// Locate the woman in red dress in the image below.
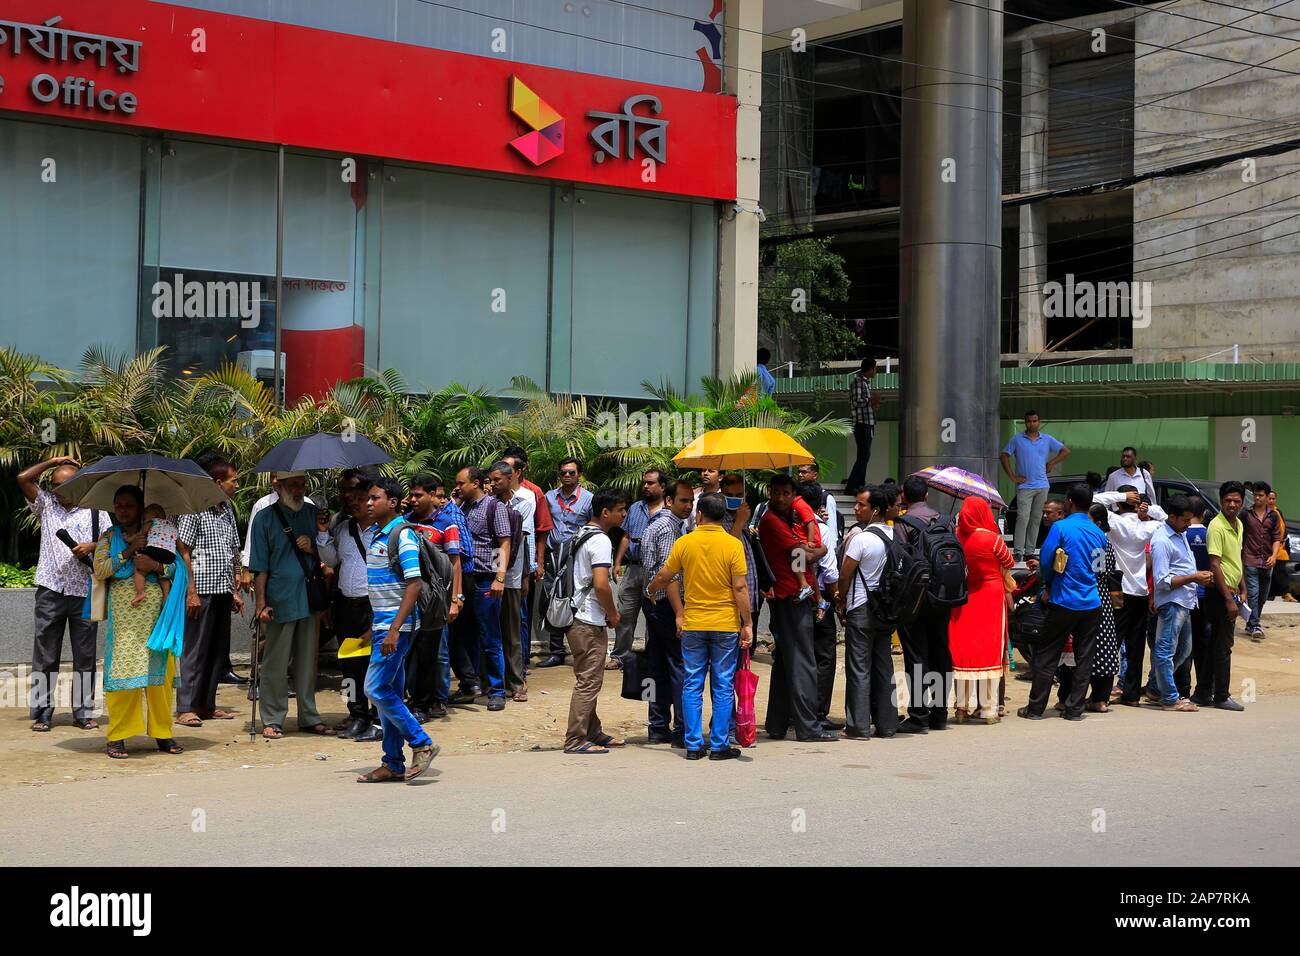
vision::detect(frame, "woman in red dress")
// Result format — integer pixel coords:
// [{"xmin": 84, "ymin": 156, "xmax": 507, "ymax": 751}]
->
[{"xmin": 948, "ymin": 496, "xmax": 1013, "ymax": 723}]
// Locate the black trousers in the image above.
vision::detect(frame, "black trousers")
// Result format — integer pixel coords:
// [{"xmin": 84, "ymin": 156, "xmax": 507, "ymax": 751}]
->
[
  {"xmin": 899, "ymin": 603, "xmax": 952, "ymax": 726},
  {"xmin": 1116, "ymin": 593, "xmax": 1151, "ymax": 703},
  {"xmin": 843, "ymin": 602, "xmax": 898, "ymax": 736},
  {"xmin": 407, "ymin": 627, "xmax": 446, "ymax": 710},
  {"xmin": 643, "ymin": 596, "xmax": 685, "ymax": 737},
  {"xmin": 30, "ymin": 585, "xmax": 99, "ymax": 723},
  {"xmin": 341, "ymin": 655, "xmax": 376, "ymax": 721},
  {"xmin": 449, "ymin": 586, "xmax": 481, "ymax": 690},
  {"xmin": 1058, "ymin": 665, "xmax": 1113, "ymax": 706},
  {"xmin": 1027, "ymin": 604, "xmax": 1100, "ymax": 718},
  {"xmin": 764, "ymin": 596, "xmax": 822, "ymax": 739},
  {"xmin": 1198, "ymin": 590, "xmax": 1236, "ymax": 704},
  {"xmin": 812, "ymin": 586, "xmax": 837, "ymax": 721},
  {"xmin": 845, "ymin": 422, "xmax": 874, "ymax": 493},
  {"xmin": 178, "ymin": 592, "xmax": 233, "ymax": 714}
]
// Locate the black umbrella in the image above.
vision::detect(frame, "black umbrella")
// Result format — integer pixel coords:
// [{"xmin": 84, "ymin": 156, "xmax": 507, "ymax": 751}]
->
[
  {"xmin": 58, "ymin": 454, "xmax": 226, "ymax": 515},
  {"xmin": 254, "ymin": 431, "xmax": 392, "ymax": 474}
]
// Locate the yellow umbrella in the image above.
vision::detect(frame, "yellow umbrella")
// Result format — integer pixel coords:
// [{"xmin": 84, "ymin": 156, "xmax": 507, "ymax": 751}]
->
[{"xmin": 672, "ymin": 427, "xmax": 814, "ymax": 471}]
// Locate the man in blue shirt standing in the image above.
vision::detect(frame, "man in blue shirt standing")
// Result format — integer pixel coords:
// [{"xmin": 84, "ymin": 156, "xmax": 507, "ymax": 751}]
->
[
  {"xmin": 1000, "ymin": 410, "xmax": 1069, "ymax": 563},
  {"xmin": 1150, "ymin": 496, "xmax": 1215, "ymax": 712},
  {"xmin": 536, "ymin": 458, "xmax": 594, "ymax": 668},
  {"xmin": 357, "ymin": 477, "xmax": 438, "ymax": 783},
  {"xmin": 1019, "ymin": 484, "xmax": 1106, "ymax": 721},
  {"xmin": 756, "ymin": 347, "xmax": 777, "ymax": 397}
]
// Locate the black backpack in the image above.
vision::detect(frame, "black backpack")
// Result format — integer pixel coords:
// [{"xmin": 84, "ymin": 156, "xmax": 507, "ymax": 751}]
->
[
  {"xmin": 863, "ymin": 526, "xmax": 929, "ymax": 627},
  {"xmin": 897, "ymin": 513, "xmax": 968, "ymax": 608},
  {"xmin": 385, "ymin": 521, "xmax": 454, "ymax": 632}
]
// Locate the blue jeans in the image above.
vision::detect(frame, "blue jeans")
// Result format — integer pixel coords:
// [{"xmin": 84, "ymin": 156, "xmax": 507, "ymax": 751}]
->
[
  {"xmin": 682, "ymin": 630, "xmax": 739, "ymax": 752},
  {"xmin": 1153, "ymin": 603, "xmax": 1194, "ymax": 705},
  {"xmin": 364, "ymin": 631, "xmax": 433, "ymax": 773},
  {"xmin": 472, "ymin": 576, "xmax": 506, "ymax": 699},
  {"xmin": 1243, "ymin": 566, "xmax": 1271, "ymax": 632}
]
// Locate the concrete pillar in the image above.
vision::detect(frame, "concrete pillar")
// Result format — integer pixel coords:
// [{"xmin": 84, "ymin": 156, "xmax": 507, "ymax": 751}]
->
[
  {"xmin": 899, "ymin": 0, "xmax": 1003, "ymax": 485},
  {"xmin": 717, "ymin": 0, "xmax": 761, "ymax": 376},
  {"xmin": 1018, "ymin": 38, "xmax": 1048, "ymax": 360}
]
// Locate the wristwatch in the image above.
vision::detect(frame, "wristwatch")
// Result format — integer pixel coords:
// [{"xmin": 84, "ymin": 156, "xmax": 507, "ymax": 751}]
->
[{"xmin": 453, "ymin": 593, "xmax": 465, "ymax": 603}]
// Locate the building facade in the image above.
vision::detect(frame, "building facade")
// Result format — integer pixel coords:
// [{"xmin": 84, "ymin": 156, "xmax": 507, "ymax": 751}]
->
[
  {"xmin": 0, "ymin": 0, "xmax": 756, "ymax": 402},
  {"xmin": 758, "ymin": 0, "xmax": 1300, "ymax": 504}
]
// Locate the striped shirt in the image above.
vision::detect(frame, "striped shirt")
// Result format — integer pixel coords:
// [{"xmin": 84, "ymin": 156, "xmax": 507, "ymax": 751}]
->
[
  {"xmin": 641, "ymin": 509, "xmax": 685, "ymax": 601},
  {"xmin": 367, "ymin": 517, "xmax": 422, "ymax": 634},
  {"xmin": 431, "ymin": 500, "xmax": 474, "ymax": 573},
  {"xmin": 462, "ymin": 492, "xmax": 513, "ymax": 574},
  {"xmin": 620, "ymin": 499, "xmax": 661, "ymax": 563}
]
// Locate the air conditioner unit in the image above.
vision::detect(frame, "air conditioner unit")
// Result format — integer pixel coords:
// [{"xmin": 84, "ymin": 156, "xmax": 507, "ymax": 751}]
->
[{"xmin": 236, "ymin": 350, "xmax": 286, "ymax": 404}]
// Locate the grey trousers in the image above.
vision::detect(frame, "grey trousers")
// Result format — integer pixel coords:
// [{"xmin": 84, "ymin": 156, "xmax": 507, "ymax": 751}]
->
[
  {"xmin": 500, "ymin": 586, "xmax": 525, "ymax": 694},
  {"xmin": 259, "ymin": 615, "xmax": 322, "ymax": 730},
  {"xmin": 1013, "ymin": 486, "xmax": 1048, "ymax": 557},
  {"xmin": 31, "ymin": 585, "xmax": 98, "ymax": 723},
  {"xmin": 610, "ymin": 563, "xmax": 646, "ymax": 663}
]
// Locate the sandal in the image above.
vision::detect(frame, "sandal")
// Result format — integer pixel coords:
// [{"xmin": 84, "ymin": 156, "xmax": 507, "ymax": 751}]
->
[
  {"xmin": 513, "ymin": 686, "xmax": 529, "ymax": 702},
  {"xmin": 156, "ymin": 738, "xmax": 184, "ymax": 755},
  {"xmin": 356, "ymin": 765, "xmax": 404, "ymax": 783},
  {"xmin": 262, "ymin": 724, "xmax": 284, "ymax": 739},
  {"xmin": 406, "ymin": 743, "xmax": 440, "ymax": 782},
  {"xmin": 1086, "ymin": 701, "xmax": 1110, "ymax": 713},
  {"xmin": 565, "ymin": 741, "xmax": 609, "ymax": 755},
  {"xmin": 106, "ymin": 740, "xmax": 128, "ymax": 759},
  {"xmin": 301, "ymin": 723, "xmax": 334, "ymax": 736},
  {"xmin": 74, "ymin": 717, "xmax": 100, "ymax": 731},
  {"xmin": 200, "ymin": 709, "xmax": 237, "ymax": 720},
  {"xmin": 592, "ymin": 734, "xmax": 626, "ymax": 748},
  {"xmin": 175, "ymin": 713, "xmax": 203, "ymax": 727},
  {"xmin": 30, "ymin": 720, "xmax": 51, "ymax": 733},
  {"xmin": 1162, "ymin": 698, "xmax": 1199, "ymax": 712},
  {"xmin": 603, "ymin": 659, "xmax": 622, "ymax": 671}
]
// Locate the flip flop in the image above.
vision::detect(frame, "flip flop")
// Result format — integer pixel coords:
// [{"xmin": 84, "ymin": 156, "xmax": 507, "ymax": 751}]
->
[
  {"xmin": 603, "ymin": 660, "xmax": 622, "ymax": 670},
  {"xmin": 30, "ymin": 721, "xmax": 51, "ymax": 733},
  {"xmin": 300, "ymin": 723, "xmax": 334, "ymax": 736},
  {"xmin": 202, "ymin": 709, "xmax": 237, "ymax": 720},
  {"xmin": 74, "ymin": 718, "xmax": 99, "ymax": 731},
  {"xmin": 592, "ymin": 734, "xmax": 626, "ymax": 747},
  {"xmin": 565, "ymin": 741, "xmax": 608, "ymax": 754},
  {"xmin": 156, "ymin": 738, "xmax": 184, "ymax": 755},
  {"xmin": 175, "ymin": 714, "xmax": 203, "ymax": 727},
  {"xmin": 406, "ymin": 744, "xmax": 440, "ymax": 782},
  {"xmin": 357, "ymin": 766, "xmax": 404, "ymax": 783}
]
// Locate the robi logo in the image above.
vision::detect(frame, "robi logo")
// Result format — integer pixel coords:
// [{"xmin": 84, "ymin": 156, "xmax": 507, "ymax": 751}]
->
[{"xmin": 508, "ymin": 75, "xmax": 564, "ymax": 166}]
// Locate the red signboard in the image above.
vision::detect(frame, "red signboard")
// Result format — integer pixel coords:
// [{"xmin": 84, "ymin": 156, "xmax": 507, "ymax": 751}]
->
[{"xmin": 0, "ymin": 0, "xmax": 737, "ymax": 200}]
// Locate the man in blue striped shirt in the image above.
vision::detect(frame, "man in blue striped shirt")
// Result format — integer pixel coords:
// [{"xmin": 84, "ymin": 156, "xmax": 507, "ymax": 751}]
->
[
  {"xmin": 610, "ymin": 469, "xmax": 667, "ymax": 668},
  {"xmin": 357, "ymin": 478, "xmax": 437, "ymax": 783},
  {"xmin": 1020, "ymin": 483, "xmax": 1108, "ymax": 722},
  {"xmin": 1150, "ymin": 496, "xmax": 1215, "ymax": 712}
]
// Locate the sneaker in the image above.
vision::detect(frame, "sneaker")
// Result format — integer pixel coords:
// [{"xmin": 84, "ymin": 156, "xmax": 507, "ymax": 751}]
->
[
  {"xmin": 1215, "ymin": 697, "xmax": 1245, "ymax": 712},
  {"xmin": 486, "ymin": 698, "xmax": 506, "ymax": 712},
  {"xmin": 1249, "ymin": 629, "xmax": 1265, "ymax": 643}
]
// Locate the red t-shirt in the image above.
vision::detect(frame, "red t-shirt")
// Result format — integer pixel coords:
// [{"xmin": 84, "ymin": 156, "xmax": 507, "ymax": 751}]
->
[
  {"xmin": 757, "ymin": 502, "xmax": 822, "ymax": 599},
  {"xmin": 521, "ymin": 478, "xmax": 554, "ymax": 535}
]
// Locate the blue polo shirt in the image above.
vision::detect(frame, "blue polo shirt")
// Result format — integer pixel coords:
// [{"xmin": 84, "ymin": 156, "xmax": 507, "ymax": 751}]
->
[
  {"xmin": 1039, "ymin": 511, "xmax": 1106, "ymax": 610},
  {"xmin": 1003, "ymin": 431, "xmax": 1063, "ymax": 490}
]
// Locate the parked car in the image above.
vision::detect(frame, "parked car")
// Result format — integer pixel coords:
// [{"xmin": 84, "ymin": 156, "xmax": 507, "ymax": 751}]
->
[{"xmin": 1003, "ymin": 475, "xmax": 1299, "ymax": 597}]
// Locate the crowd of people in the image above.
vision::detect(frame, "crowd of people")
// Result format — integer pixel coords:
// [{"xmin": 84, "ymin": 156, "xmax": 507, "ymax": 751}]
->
[{"xmin": 15, "ymin": 417, "xmax": 1289, "ymax": 779}]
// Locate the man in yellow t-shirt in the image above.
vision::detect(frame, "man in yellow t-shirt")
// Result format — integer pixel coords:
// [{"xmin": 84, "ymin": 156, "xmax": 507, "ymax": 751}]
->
[
  {"xmin": 1204, "ymin": 482, "xmax": 1248, "ymax": 711},
  {"xmin": 647, "ymin": 492, "xmax": 753, "ymax": 760}
]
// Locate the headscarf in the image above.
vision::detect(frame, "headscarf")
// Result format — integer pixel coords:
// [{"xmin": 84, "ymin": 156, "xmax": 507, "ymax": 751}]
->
[{"xmin": 955, "ymin": 495, "xmax": 998, "ymax": 543}]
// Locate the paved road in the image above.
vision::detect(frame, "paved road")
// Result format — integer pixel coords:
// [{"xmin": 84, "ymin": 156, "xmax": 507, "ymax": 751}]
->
[{"xmin": 3, "ymin": 695, "xmax": 1298, "ymax": 867}]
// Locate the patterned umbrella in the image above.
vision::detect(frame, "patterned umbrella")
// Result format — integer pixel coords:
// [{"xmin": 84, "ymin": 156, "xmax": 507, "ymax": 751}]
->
[{"xmin": 913, "ymin": 465, "xmax": 1006, "ymax": 510}]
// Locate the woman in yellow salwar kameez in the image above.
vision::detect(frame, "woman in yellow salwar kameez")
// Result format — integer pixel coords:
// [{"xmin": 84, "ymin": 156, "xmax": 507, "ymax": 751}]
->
[{"xmin": 93, "ymin": 484, "xmax": 187, "ymax": 759}]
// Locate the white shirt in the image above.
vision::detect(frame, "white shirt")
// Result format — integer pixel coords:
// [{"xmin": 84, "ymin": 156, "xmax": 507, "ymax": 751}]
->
[
  {"xmin": 317, "ymin": 517, "xmax": 376, "ymax": 598},
  {"xmin": 1104, "ymin": 466, "xmax": 1156, "ymax": 501},
  {"xmin": 1107, "ymin": 507, "xmax": 1168, "ymax": 596},
  {"xmin": 815, "ymin": 518, "xmax": 838, "ymax": 586},
  {"xmin": 29, "ymin": 490, "xmax": 111, "ymax": 597},
  {"xmin": 843, "ymin": 523, "xmax": 891, "ymax": 611},
  {"xmin": 573, "ymin": 525, "xmax": 613, "ymax": 627},
  {"xmin": 240, "ymin": 492, "xmax": 278, "ymax": 568},
  {"xmin": 506, "ymin": 488, "xmax": 536, "ymax": 589}
]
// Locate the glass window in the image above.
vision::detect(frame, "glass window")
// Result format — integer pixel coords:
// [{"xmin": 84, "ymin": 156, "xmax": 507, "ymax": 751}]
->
[
  {"xmin": 378, "ymin": 167, "xmax": 550, "ymax": 393},
  {"xmin": 145, "ymin": 141, "xmax": 278, "ymax": 383},
  {"xmin": 0, "ymin": 118, "xmax": 140, "ymax": 370}
]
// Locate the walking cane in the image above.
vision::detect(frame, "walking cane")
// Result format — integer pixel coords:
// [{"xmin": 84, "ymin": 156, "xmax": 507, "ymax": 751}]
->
[{"xmin": 248, "ymin": 609, "xmax": 263, "ymax": 743}]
